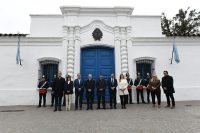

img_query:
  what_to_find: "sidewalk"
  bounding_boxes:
[0,101,200,133]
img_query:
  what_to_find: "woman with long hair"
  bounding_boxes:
[148,74,161,108]
[118,74,128,109]
[64,75,74,111]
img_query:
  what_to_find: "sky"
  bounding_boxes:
[0,0,199,33]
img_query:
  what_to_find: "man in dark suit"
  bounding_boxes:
[126,72,134,104]
[144,73,151,104]
[107,73,118,109]
[37,75,49,108]
[96,74,107,109]
[52,71,65,112]
[134,74,146,104]
[85,74,95,110]
[162,71,175,109]
[74,73,84,110]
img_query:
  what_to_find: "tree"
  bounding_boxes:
[161,7,200,36]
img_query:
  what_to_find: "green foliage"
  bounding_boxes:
[161,7,200,36]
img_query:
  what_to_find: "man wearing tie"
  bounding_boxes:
[85,74,95,110]
[74,73,84,110]
[107,73,118,109]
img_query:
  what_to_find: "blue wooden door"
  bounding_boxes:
[81,47,115,101]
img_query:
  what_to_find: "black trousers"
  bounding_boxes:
[147,89,151,103]
[87,93,93,109]
[166,93,175,106]
[51,92,55,106]
[128,89,133,103]
[75,93,83,108]
[55,96,62,110]
[136,89,144,103]
[39,93,46,106]
[120,95,128,107]
[97,94,105,108]
[151,90,161,105]
[110,92,117,107]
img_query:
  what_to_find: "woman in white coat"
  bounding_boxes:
[118,74,129,109]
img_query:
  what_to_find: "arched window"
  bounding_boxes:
[38,58,60,87]
[135,57,155,79]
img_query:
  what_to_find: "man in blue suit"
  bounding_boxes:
[74,73,84,110]
[107,73,118,109]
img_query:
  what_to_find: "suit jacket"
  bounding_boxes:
[74,79,84,95]
[52,77,65,97]
[107,78,118,93]
[162,75,175,94]
[127,78,133,86]
[134,78,145,86]
[143,76,151,87]
[96,79,107,95]
[38,80,49,89]
[64,81,74,94]
[85,79,95,94]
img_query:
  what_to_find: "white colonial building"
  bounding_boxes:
[0,6,200,106]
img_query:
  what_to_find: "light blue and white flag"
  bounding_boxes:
[171,37,180,64]
[16,35,22,66]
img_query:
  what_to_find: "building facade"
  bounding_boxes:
[0,6,200,106]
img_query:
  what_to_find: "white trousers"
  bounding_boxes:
[65,94,72,110]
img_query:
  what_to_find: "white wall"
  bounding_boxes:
[131,16,164,37]
[30,15,63,37]
[0,37,65,106]
[128,37,200,101]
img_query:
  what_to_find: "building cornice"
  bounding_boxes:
[30,14,63,18]
[60,6,134,16]
[0,37,62,46]
[132,37,200,46]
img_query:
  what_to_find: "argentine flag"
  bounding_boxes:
[172,37,180,64]
[16,35,22,66]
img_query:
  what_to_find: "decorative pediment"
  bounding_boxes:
[80,20,114,34]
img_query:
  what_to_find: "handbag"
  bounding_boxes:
[39,82,47,94]
[127,85,132,90]
[127,79,132,90]
[39,89,46,94]
[136,79,143,90]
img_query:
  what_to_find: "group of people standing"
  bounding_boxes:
[37,70,176,112]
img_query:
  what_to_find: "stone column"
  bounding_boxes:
[114,26,121,77]
[67,27,75,78]
[62,26,69,76]
[120,27,128,74]
[74,26,81,77]
[126,26,132,74]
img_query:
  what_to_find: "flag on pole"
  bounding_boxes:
[16,34,22,66]
[171,37,180,64]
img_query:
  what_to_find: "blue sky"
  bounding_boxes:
[0,0,199,33]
